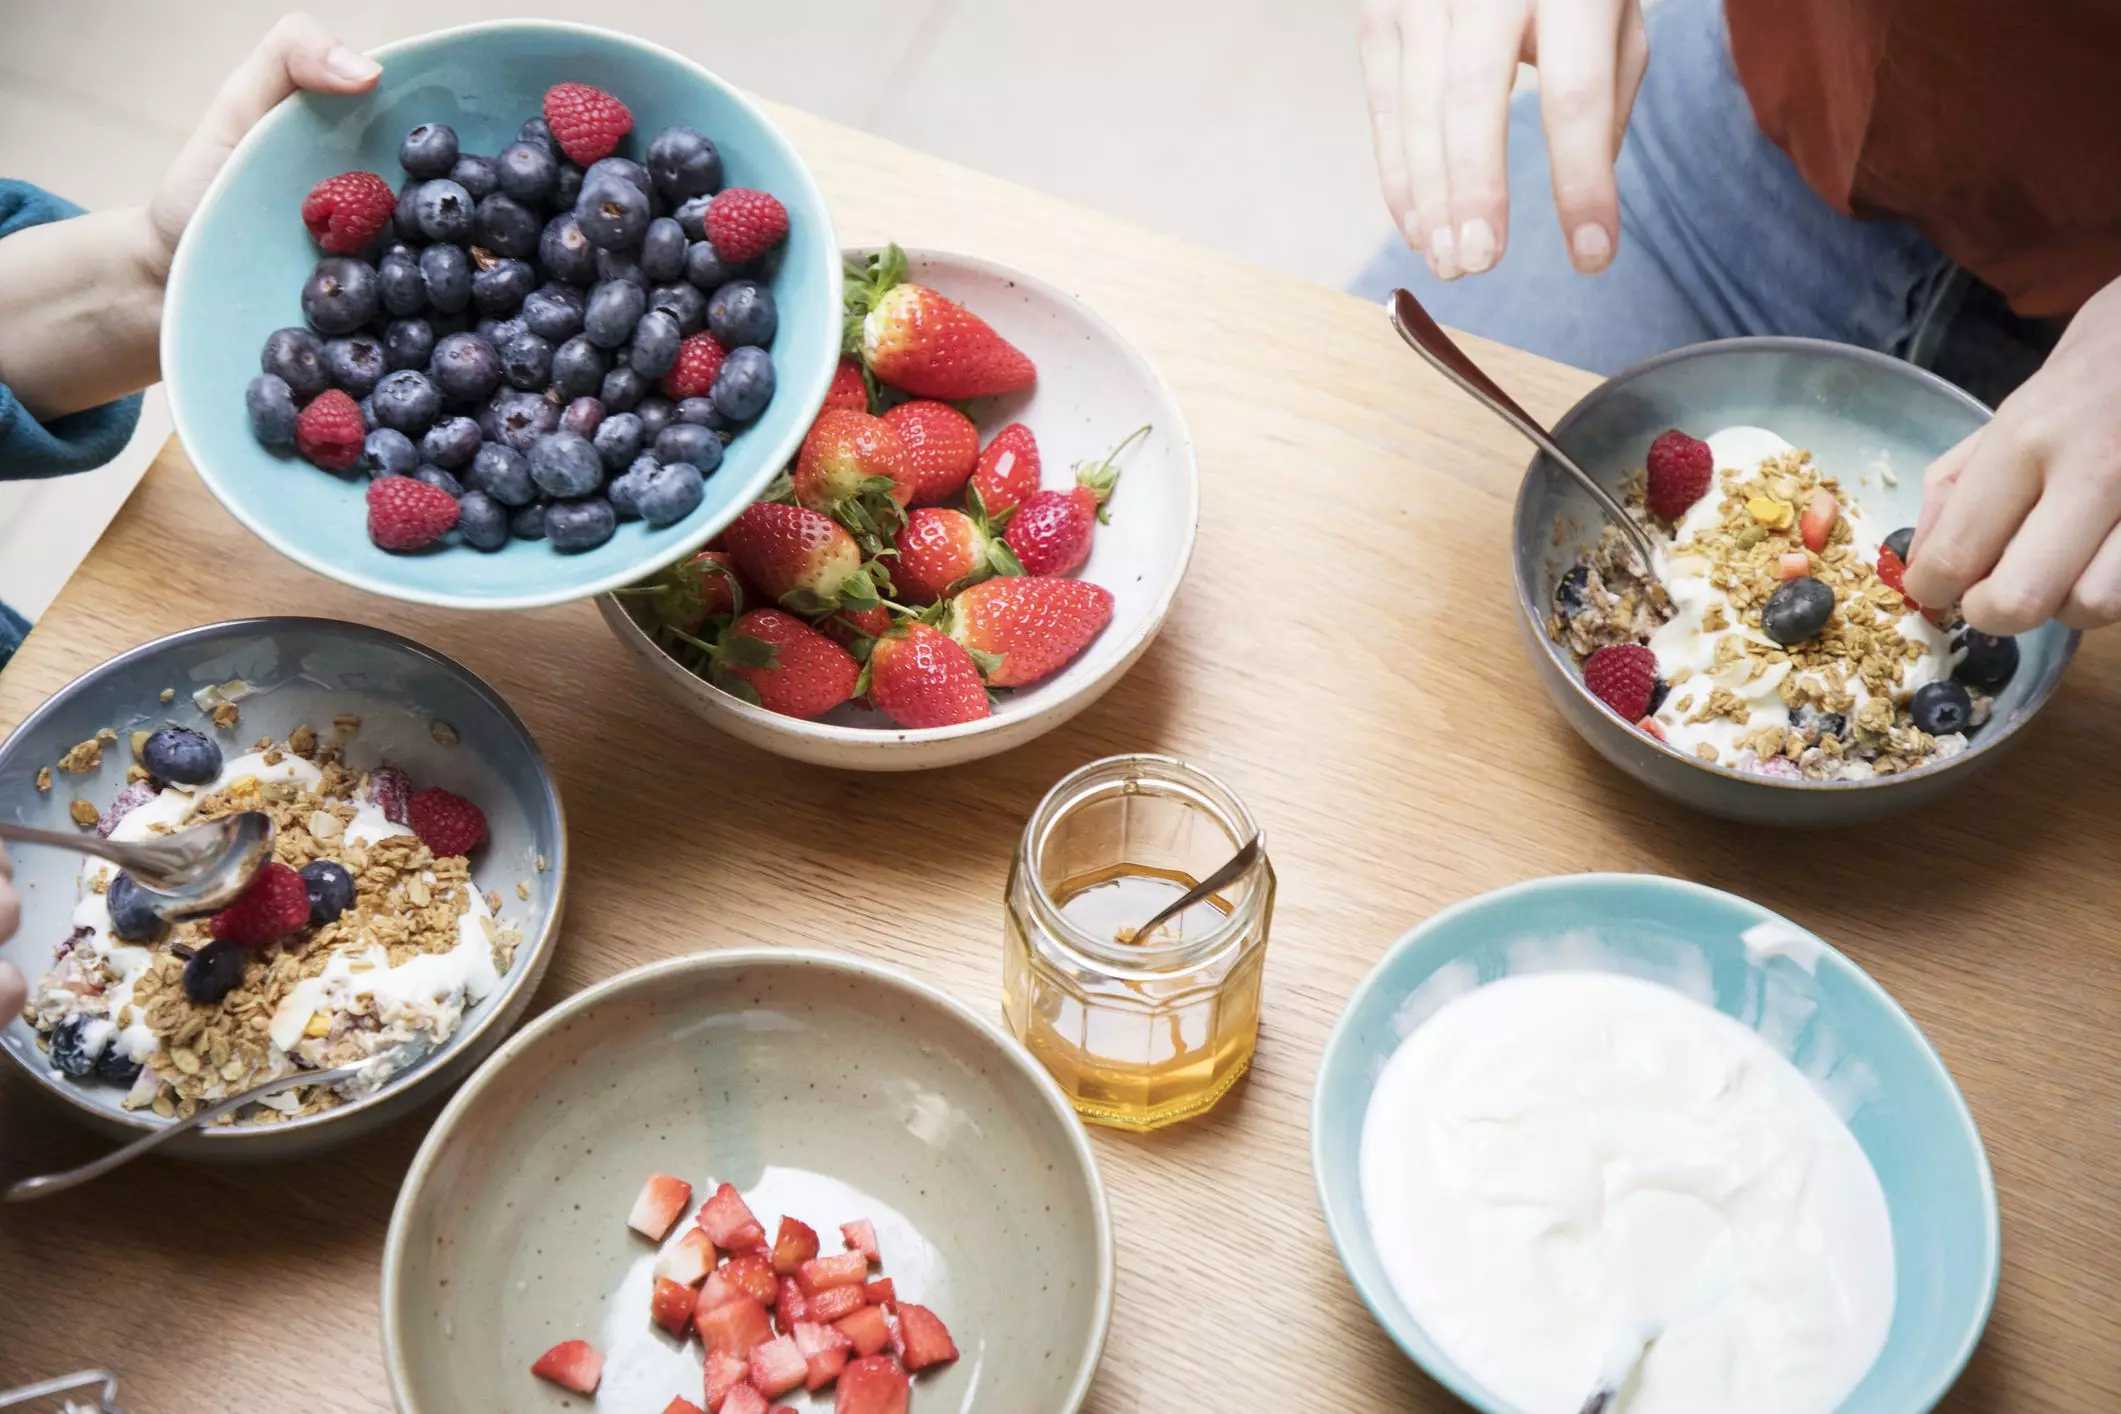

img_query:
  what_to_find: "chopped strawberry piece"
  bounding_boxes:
[1777,550,1813,580]
[530,1339,603,1394]
[1876,544,1924,610]
[1637,716,1668,742]
[652,1275,697,1336]
[721,1251,780,1306]
[748,1334,808,1399]
[698,1293,775,1358]
[698,1183,769,1252]
[663,1399,706,1414]
[797,1250,870,1295]
[655,1228,718,1286]
[772,1216,820,1275]
[698,1268,744,1314]
[704,1352,750,1410]
[1800,489,1839,552]
[795,1320,856,1391]
[835,1304,891,1358]
[721,1386,768,1414]
[862,1277,895,1308]
[805,1284,867,1323]
[839,1220,880,1265]
[630,1173,695,1241]
[834,1356,911,1414]
[894,1303,959,1370]
[775,1279,808,1332]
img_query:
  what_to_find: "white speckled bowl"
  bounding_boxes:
[382,949,1113,1413]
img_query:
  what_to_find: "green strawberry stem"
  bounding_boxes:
[1075,424,1150,524]
[841,243,910,354]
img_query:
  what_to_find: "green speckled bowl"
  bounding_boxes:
[382,949,1113,1413]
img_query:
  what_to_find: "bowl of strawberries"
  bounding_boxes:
[598,245,1198,769]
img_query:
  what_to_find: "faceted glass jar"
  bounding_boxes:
[1003,755,1274,1131]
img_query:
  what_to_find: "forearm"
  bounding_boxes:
[0,206,164,422]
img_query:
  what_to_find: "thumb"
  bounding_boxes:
[0,963,25,1027]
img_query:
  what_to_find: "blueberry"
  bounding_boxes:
[517,115,559,158]
[638,217,688,283]
[575,174,652,251]
[635,461,706,528]
[529,431,605,499]
[361,427,420,479]
[585,156,655,203]
[635,396,676,440]
[457,489,510,551]
[673,195,712,241]
[496,140,560,204]
[600,366,648,412]
[629,309,682,377]
[245,375,299,447]
[321,336,385,397]
[183,939,247,1006]
[1910,680,1974,736]
[675,396,726,430]
[106,872,167,943]
[428,332,501,401]
[546,497,618,552]
[420,244,472,313]
[301,257,379,335]
[379,247,427,316]
[1645,678,1670,715]
[709,345,776,423]
[48,1014,103,1078]
[1794,706,1848,741]
[552,336,609,399]
[1953,630,2020,688]
[299,859,356,926]
[584,280,648,348]
[261,326,329,398]
[593,411,645,469]
[475,192,541,259]
[472,256,536,316]
[142,726,221,785]
[656,422,722,469]
[450,152,499,198]
[538,214,599,285]
[596,246,647,288]
[484,387,559,452]
[553,160,584,211]
[360,395,378,431]
[422,415,483,468]
[684,239,736,292]
[522,285,585,344]
[1556,564,1592,616]
[560,396,605,438]
[1883,526,1915,562]
[475,316,526,348]
[707,280,776,348]
[414,178,475,242]
[510,501,550,540]
[373,369,444,434]
[94,1040,141,1087]
[384,317,438,371]
[646,126,723,203]
[467,440,537,506]
[400,122,459,179]
[648,281,706,335]
[394,178,424,241]
[499,329,554,390]
[607,460,653,522]
[414,463,465,497]
[1760,575,1835,646]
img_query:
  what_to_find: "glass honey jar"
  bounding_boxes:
[1003,755,1274,1131]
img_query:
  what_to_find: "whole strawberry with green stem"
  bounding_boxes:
[792,409,917,548]
[861,623,991,728]
[683,608,858,720]
[946,576,1115,688]
[723,502,889,615]
[969,422,1040,521]
[892,506,1020,604]
[1004,425,1147,577]
[616,548,745,636]
[844,244,1036,401]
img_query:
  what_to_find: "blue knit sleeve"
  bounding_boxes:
[0,180,145,480]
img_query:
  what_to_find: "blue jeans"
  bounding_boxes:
[1350,0,2056,406]
[0,598,27,674]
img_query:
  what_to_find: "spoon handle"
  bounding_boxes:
[0,821,137,872]
[1129,836,1261,943]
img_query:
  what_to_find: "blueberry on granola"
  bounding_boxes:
[1910,680,1974,736]
[106,872,167,943]
[47,1013,103,1078]
[182,938,248,1006]
[1556,564,1592,617]
[299,859,356,926]
[141,727,221,786]
[94,1042,141,1087]
[1954,630,2019,689]
[1761,576,1835,646]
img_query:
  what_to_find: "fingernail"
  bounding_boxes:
[1457,219,1495,274]
[327,45,381,82]
[1571,223,1612,273]
[1427,227,1460,281]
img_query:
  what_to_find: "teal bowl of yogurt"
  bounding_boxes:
[1312,873,1997,1414]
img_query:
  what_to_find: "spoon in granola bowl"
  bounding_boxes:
[0,810,275,917]
[1387,288,1660,571]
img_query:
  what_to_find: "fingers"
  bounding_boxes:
[2060,527,2121,629]
[1360,1,1415,245]
[1910,430,1977,562]
[1902,425,2041,607]
[196,12,378,152]
[1361,1,1457,278]
[1534,0,1625,272]
[1616,0,1650,142]
[0,964,21,1025]
[1439,0,1527,275]
[1960,460,2121,633]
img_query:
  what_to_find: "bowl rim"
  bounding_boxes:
[0,615,569,1141]
[1511,334,2082,792]
[161,17,844,612]
[1309,870,2001,1414]
[597,244,1201,747]
[380,946,1117,1413]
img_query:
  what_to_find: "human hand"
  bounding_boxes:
[1905,277,2121,633]
[0,845,22,1026]
[1359,0,1648,280]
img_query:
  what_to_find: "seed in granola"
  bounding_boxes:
[68,799,99,828]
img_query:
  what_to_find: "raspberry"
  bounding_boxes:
[300,171,395,255]
[294,390,365,470]
[542,82,633,166]
[1645,428,1713,521]
[1582,643,1660,721]
[207,861,312,948]
[366,475,460,552]
[660,331,728,399]
[823,355,869,413]
[702,188,789,264]
[406,787,488,856]
[366,765,412,823]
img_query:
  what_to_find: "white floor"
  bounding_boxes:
[0,0,1387,620]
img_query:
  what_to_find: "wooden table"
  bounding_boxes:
[3,101,2119,1414]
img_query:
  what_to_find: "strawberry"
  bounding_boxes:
[1799,489,1839,552]
[652,1276,697,1337]
[1003,426,1142,576]
[295,389,365,470]
[775,1279,809,1333]
[833,1356,911,1414]
[530,1339,604,1395]
[862,625,991,729]
[893,1304,959,1371]
[629,1172,695,1241]
[748,1334,808,1399]
[803,1284,867,1323]
[698,1294,775,1358]
[1638,716,1668,742]
[794,1320,854,1391]
[1645,429,1713,521]
[1778,551,1812,580]
[881,401,980,506]
[703,1352,750,1410]
[946,576,1114,687]
[795,1250,870,1296]
[1582,643,1660,720]
[724,503,888,615]
[655,1227,718,1286]
[721,1387,769,1414]
[207,861,310,947]
[634,548,745,635]
[698,1267,745,1314]
[704,608,859,719]
[1876,544,1922,610]
[366,474,460,552]
[698,1182,769,1252]
[300,171,394,255]
[818,605,891,659]
[542,82,633,165]
[845,244,1036,400]
[970,423,1041,520]
[861,1277,895,1309]
[705,188,790,263]
[838,1220,880,1265]
[406,787,487,856]
[772,1216,821,1276]
[835,1305,891,1358]
[662,332,729,399]
[664,1400,706,1414]
[824,355,871,413]
[794,410,917,542]
[891,507,1018,604]
[721,1252,780,1306]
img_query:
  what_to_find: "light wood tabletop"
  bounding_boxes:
[3,101,2119,1414]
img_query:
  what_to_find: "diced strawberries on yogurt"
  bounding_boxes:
[772,1216,820,1275]
[720,1251,780,1306]
[797,1250,870,1295]
[839,1219,881,1265]
[698,1294,775,1359]
[805,1284,867,1322]
[748,1334,808,1399]
[794,1319,854,1390]
[655,1228,718,1287]
[530,1339,603,1394]
[835,1304,891,1358]
[698,1182,769,1252]
[630,1172,695,1241]
[833,1356,911,1414]
[703,1352,750,1410]
[652,1276,697,1337]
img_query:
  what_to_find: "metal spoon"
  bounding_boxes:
[1387,288,1660,570]
[1576,1322,1658,1414]
[1119,836,1261,946]
[0,811,275,916]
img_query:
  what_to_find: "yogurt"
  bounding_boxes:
[1360,971,1894,1414]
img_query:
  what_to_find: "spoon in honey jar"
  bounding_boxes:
[1115,836,1260,946]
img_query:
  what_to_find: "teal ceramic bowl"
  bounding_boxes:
[1313,874,1997,1413]
[162,20,841,611]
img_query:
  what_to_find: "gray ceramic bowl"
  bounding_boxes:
[0,618,567,1158]
[383,949,1113,1414]
[1516,337,2077,827]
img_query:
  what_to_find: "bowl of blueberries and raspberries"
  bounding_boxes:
[162,21,841,611]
